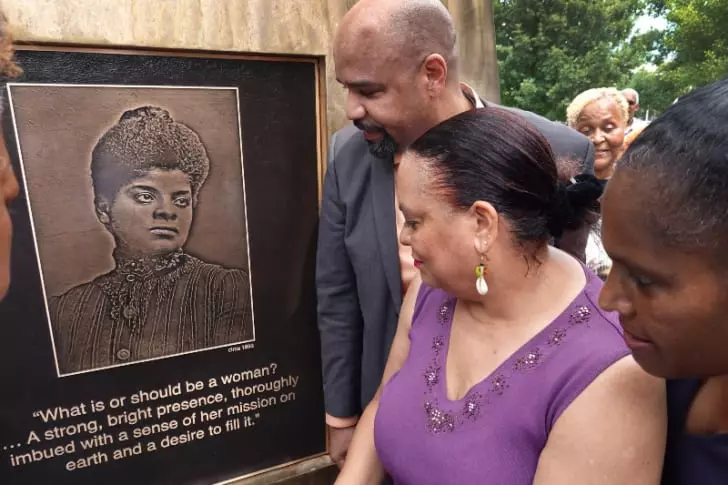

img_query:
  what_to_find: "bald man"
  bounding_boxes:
[622,88,649,136]
[316,0,595,467]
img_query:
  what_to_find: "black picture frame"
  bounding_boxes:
[0,46,326,485]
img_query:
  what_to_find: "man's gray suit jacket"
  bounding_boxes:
[316,105,596,419]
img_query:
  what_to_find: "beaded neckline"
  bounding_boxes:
[112,248,185,279]
[422,282,596,434]
[94,250,200,334]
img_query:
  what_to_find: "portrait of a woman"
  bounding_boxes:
[49,105,253,374]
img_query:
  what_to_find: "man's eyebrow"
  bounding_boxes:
[336,79,385,90]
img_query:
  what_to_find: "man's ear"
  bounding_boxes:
[422,53,448,94]
[95,196,111,225]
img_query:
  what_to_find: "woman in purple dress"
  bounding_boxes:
[335,107,666,485]
[599,77,728,485]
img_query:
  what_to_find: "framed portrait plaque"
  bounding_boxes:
[0,46,326,484]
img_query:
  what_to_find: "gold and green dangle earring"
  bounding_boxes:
[475,255,488,296]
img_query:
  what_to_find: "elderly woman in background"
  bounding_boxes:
[567,87,628,181]
[566,88,629,280]
[599,77,728,485]
[336,107,665,485]
[0,11,21,302]
[51,106,253,373]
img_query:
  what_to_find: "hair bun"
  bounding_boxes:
[119,106,173,123]
[547,174,604,238]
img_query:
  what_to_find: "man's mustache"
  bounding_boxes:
[354,119,386,134]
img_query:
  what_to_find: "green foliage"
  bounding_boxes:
[626,68,680,117]
[662,0,728,86]
[626,0,728,117]
[494,0,652,121]
[495,0,728,122]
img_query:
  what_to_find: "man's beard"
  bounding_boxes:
[354,120,399,159]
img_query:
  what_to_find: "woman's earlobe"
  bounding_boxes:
[473,237,487,254]
[471,200,498,240]
[95,198,111,224]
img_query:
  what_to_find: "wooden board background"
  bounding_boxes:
[4,0,500,138]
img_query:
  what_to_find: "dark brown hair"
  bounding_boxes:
[617,76,728,251]
[408,107,602,249]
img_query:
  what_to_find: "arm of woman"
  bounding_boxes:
[334,276,422,485]
[533,355,666,485]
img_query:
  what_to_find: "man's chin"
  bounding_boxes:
[364,136,398,160]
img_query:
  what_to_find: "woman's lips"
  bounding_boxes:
[413,259,423,269]
[150,226,179,235]
[623,328,654,351]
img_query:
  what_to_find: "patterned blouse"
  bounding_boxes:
[49,250,253,374]
[373,271,629,484]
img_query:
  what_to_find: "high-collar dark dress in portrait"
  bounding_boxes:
[49,250,253,373]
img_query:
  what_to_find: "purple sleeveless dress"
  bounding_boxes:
[374,268,629,484]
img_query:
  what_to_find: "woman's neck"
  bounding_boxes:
[112,247,185,276]
[459,247,584,326]
[595,163,616,180]
[686,375,728,434]
[113,244,180,261]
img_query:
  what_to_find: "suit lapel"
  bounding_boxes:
[370,154,403,313]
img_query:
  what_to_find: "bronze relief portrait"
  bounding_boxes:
[8,85,255,376]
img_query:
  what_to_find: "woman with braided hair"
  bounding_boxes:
[50,106,253,374]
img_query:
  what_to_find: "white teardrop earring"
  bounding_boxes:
[475,254,488,296]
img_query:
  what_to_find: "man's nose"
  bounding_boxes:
[346,92,366,121]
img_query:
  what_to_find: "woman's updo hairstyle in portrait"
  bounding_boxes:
[90,106,211,205]
[408,107,602,252]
